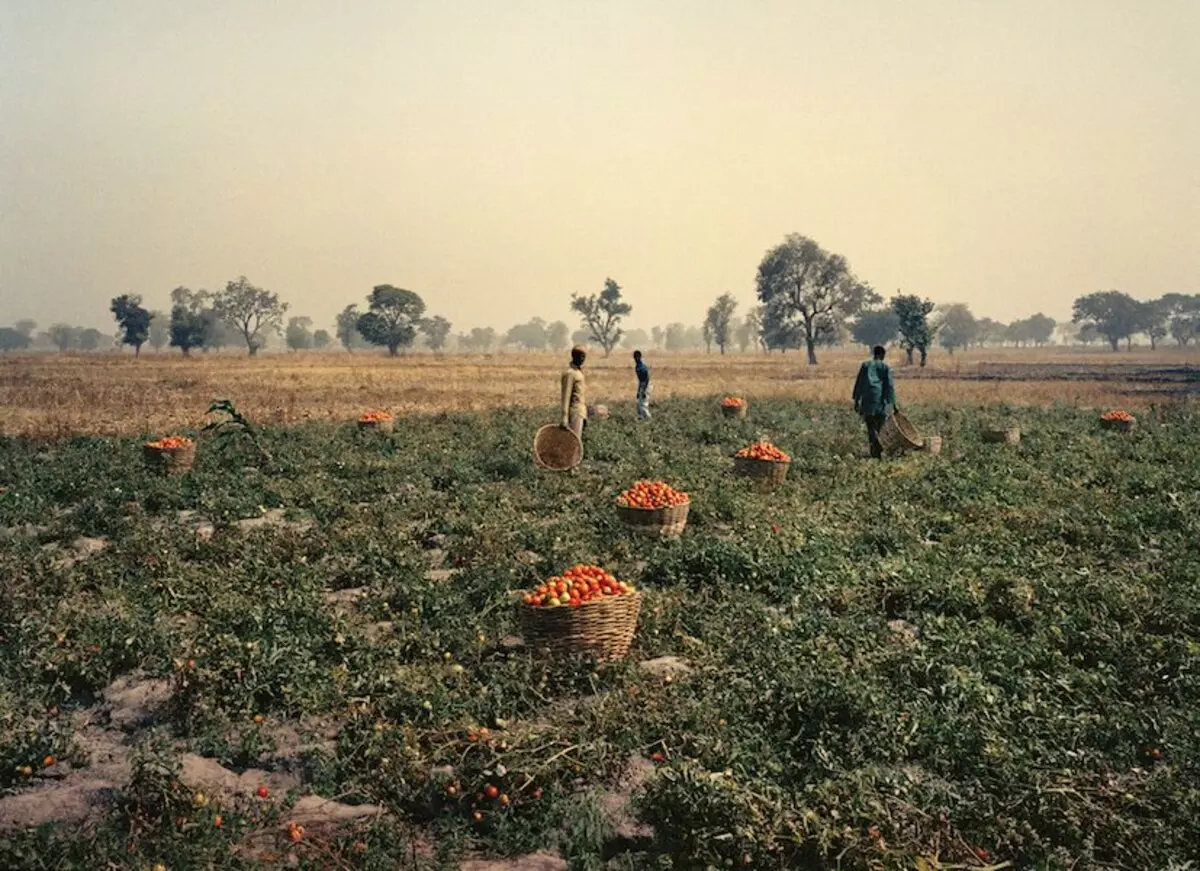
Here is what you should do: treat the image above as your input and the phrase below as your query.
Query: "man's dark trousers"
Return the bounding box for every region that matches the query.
[865,413,886,459]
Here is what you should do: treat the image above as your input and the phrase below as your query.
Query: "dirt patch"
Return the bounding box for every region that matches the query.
[103,671,173,731]
[234,509,314,534]
[638,656,692,682]
[46,536,109,569]
[459,851,567,871]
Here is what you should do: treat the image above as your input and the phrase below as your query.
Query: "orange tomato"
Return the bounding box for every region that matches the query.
[735,440,790,462]
[145,435,193,450]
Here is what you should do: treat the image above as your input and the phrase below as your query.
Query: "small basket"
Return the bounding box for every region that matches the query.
[920,435,943,455]
[982,427,1021,445]
[616,501,689,538]
[357,418,395,433]
[879,411,923,456]
[534,424,583,471]
[1100,418,1136,434]
[733,457,790,487]
[721,403,748,419]
[143,443,196,476]
[588,404,611,420]
[518,592,643,661]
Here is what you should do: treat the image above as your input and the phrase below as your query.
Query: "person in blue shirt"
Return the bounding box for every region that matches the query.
[633,350,651,420]
[852,345,898,458]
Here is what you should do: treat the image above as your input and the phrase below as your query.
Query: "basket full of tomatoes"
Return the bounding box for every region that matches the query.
[358,409,395,432]
[720,396,748,419]
[1100,409,1136,433]
[143,435,196,475]
[518,564,643,661]
[615,480,690,538]
[733,440,790,486]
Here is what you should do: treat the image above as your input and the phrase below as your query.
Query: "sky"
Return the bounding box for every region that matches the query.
[2,0,1198,334]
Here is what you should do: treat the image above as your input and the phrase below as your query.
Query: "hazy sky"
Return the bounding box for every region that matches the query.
[2,0,1197,334]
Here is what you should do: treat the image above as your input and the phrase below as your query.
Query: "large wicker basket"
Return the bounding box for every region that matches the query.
[733,457,790,486]
[519,592,643,661]
[616,501,689,538]
[879,411,922,456]
[143,443,196,476]
[721,403,748,419]
[534,424,583,471]
[357,418,395,433]
[1100,418,1136,434]
[982,427,1021,445]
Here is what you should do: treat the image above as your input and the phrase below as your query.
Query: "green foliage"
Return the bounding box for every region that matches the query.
[571,278,631,356]
[213,276,288,357]
[850,308,901,348]
[357,285,426,356]
[1,400,1199,868]
[937,303,979,354]
[891,293,937,365]
[704,293,738,354]
[420,315,452,352]
[110,294,152,355]
[1071,290,1144,352]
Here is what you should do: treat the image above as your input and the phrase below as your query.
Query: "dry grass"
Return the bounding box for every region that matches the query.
[1,347,1195,438]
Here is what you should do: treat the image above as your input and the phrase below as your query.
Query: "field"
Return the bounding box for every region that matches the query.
[1,355,1199,869]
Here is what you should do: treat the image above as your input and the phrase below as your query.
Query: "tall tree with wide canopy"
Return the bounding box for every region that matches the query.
[213,276,287,356]
[1071,290,1145,351]
[168,287,211,356]
[570,278,631,356]
[356,285,426,356]
[891,294,938,365]
[420,315,452,352]
[937,303,979,355]
[754,234,877,364]
[110,294,152,357]
[850,309,900,349]
[1159,293,1200,347]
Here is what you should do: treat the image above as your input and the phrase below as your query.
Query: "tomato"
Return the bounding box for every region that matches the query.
[484,784,499,799]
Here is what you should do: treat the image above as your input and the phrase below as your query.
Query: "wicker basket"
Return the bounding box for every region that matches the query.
[533,424,583,471]
[733,457,790,486]
[982,427,1021,445]
[519,592,643,661]
[588,404,610,420]
[721,403,748,419]
[143,443,196,476]
[357,418,395,433]
[920,435,943,455]
[616,501,689,538]
[879,411,923,456]
[1100,418,1136,434]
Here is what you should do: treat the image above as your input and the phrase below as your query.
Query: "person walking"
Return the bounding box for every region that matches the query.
[633,350,651,420]
[560,346,588,439]
[853,345,898,459]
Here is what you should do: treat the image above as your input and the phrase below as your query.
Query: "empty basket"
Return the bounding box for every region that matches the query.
[534,424,583,471]
[879,411,923,456]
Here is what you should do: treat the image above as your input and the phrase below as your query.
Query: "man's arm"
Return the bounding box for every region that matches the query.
[852,363,867,406]
[560,372,572,426]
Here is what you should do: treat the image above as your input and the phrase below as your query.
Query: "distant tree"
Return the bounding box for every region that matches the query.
[571,329,592,347]
[546,320,570,352]
[701,319,713,354]
[1160,293,1200,347]
[937,304,979,355]
[285,316,314,351]
[1076,323,1101,346]
[147,312,169,351]
[755,233,878,364]
[461,326,497,352]
[0,327,31,352]
[974,317,1004,346]
[505,318,549,351]
[759,299,801,354]
[570,278,631,356]
[109,294,152,357]
[312,329,331,349]
[1025,313,1057,346]
[663,322,687,352]
[1071,290,1144,351]
[15,319,37,339]
[357,285,426,356]
[1140,300,1168,351]
[683,325,705,350]
[650,325,664,350]
[891,294,938,366]
[850,309,900,348]
[336,305,362,351]
[169,287,211,356]
[213,276,287,356]
[421,315,452,353]
[621,328,650,350]
[77,328,105,351]
[202,311,237,351]
[47,323,76,352]
[704,292,738,355]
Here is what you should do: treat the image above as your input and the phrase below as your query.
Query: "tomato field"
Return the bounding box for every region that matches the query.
[1,397,1198,869]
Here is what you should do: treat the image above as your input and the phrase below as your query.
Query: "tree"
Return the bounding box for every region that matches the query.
[109,294,152,357]
[421,315,452,353]
[755,234,877,364]
[570,278,631,356]
[356,285,426,356]
[850,309,900,348]
[663,322,688,351]
[621,328,650,350]
[336,305,362,351]
[891,294,937,366]
[461,326,497,352]
[1140,300,1168,351]
[571,329,592,347]
[683,325,705,350]
[77,328,105,351]
[701,319,713,354]
[47,323,76,352]
[213,276,287,356]
[704,293,738,355]
[169,287,211,356]
[505,318,549,351]
[312,329,331,349]
[147,312,169,351]
[15,319,37,339]
[1076,323,1101,346]
[546,321,570,352]
[650,326,664,350]
[0,327,31,352]
[937,304,979,355]
[975,317,1005,347]
[1071,290,1144,351]
[285,316,314,351]
[761,299,802,353]
[1160,293,1200,347]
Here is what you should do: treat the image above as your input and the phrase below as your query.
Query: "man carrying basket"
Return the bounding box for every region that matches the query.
[560,346,588,439]
[853,345,898,459]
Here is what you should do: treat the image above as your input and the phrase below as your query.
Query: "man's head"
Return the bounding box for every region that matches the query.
[872,345,886,361]
[571,346,587,367]
[632,350,642,362]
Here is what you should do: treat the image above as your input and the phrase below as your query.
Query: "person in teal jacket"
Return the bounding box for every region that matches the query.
[852,345,898,459]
